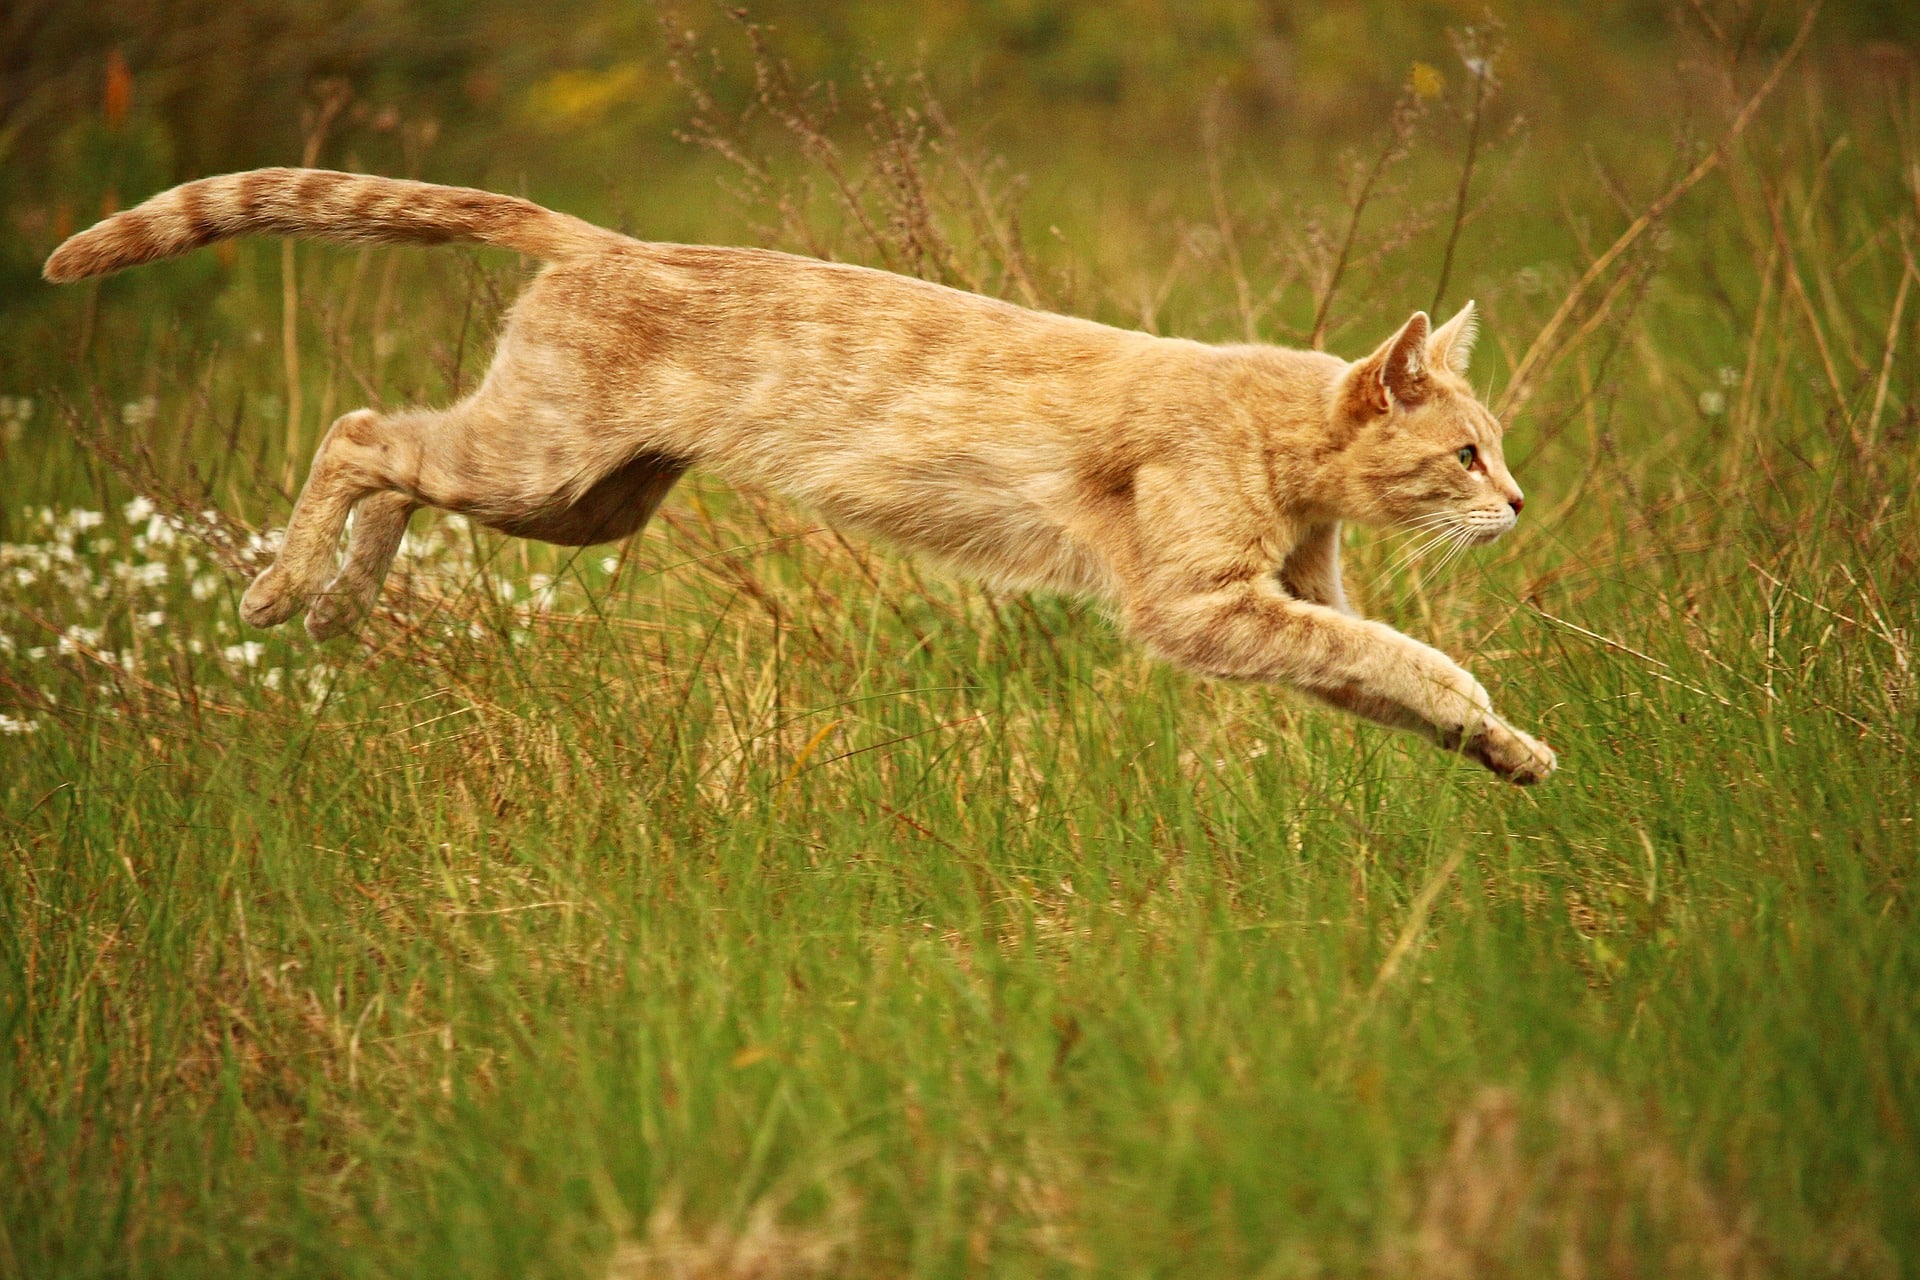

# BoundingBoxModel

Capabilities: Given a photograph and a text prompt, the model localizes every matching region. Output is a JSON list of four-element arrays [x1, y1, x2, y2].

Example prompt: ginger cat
[[46, 168, 1556, 783]]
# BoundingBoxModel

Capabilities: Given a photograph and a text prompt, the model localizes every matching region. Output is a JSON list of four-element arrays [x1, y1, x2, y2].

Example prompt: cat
[[45, 168, 1556, 783]]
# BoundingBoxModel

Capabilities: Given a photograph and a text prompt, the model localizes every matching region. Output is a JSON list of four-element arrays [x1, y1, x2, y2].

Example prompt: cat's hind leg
[[241, 406, 435, 628], [304, 490, 418, 641], [243, 396, 688, 631]]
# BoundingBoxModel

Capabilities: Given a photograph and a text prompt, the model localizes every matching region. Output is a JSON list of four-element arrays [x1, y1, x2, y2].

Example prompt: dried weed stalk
[[660, 10, 1042, 305]]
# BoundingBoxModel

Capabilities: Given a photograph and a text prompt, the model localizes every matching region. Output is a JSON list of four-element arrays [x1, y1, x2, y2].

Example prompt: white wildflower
[[191, 574, 223, 602], [599, 556, 619, 574], [120, 397, 159, 428], [0, 714, 41, 735], [123, 496, 157, 524], [0, 396, 30, 443], [1698, 389, 1727, 416], [245, 528, 285, 557], [122, 561, 168, 589], [1717, 365, 1741, 388], [140, 611, 167, 629], [305, 665, 336, 713], [223, 641, 265, 668], [57, 625, 102, 656]]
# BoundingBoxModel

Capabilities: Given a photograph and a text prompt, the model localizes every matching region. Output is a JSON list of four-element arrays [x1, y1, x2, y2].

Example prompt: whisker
[[1384, 525, 1450, 568], [1379, 513, 1461, 539], [1398, 523, 1464, 568], [1383, 544, 1439, 583], [1412, 530, 1466, 588], [1418, 528, 1477, 590], [1384, 526, 1457, 580]]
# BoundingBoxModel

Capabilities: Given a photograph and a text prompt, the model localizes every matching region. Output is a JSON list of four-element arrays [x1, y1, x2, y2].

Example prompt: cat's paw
[[239, 565, 307, 628], [304, 586, 368, 642], [1466, 717, 1557, 786]]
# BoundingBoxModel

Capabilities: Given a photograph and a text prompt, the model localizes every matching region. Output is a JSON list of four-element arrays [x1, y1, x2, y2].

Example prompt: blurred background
[[4, 2, 1912, 325], [5, 0, 1913, 192]]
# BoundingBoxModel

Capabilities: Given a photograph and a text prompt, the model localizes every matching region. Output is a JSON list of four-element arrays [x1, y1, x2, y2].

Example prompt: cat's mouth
[[1451, 505, 1519, 544], [1466, 515, 1515, 545], [1399, 510, 1515, 546]]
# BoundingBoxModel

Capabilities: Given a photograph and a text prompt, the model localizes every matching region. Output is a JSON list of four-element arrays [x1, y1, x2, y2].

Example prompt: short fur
[[47, 168, 1555, 783]]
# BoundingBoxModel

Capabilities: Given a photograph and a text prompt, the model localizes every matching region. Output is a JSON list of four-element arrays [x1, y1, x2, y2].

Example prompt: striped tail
[[43, 168, 622, 284]]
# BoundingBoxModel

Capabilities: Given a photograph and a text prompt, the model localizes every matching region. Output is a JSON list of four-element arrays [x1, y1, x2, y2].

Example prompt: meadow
[[2, 6, 1917, 1276]]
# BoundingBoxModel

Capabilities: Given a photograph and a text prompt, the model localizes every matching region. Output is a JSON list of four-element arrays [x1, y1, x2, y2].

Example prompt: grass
[[3, 14, 1918, 1278]]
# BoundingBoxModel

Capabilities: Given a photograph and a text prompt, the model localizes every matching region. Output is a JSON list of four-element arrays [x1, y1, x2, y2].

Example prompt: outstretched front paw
[[1467, 717, 1557, 786]]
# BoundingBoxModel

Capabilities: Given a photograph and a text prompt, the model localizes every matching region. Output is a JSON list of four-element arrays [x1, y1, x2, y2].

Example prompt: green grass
[[4, 24, 1918, 1279]]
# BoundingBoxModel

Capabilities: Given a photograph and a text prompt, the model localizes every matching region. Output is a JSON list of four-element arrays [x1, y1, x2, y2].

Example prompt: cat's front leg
[[1126, 578, 1556, 784], [1119, 467, 1554, 783]]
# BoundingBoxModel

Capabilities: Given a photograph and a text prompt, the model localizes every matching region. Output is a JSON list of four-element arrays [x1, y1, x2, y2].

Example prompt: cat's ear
[[1382, 311, 1431, 402], [1377, 311, 1433, 406], [1428, 300, 1479, 375], [1341, 311, 1431, 419]]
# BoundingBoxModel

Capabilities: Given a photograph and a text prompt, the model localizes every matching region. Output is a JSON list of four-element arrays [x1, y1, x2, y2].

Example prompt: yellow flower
[[527, 65, 645, 127], [1411, 61, 1445, 100]]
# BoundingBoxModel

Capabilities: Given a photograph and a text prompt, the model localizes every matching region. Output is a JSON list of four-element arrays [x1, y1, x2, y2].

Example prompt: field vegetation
[[3, 2, 1917, 1275]]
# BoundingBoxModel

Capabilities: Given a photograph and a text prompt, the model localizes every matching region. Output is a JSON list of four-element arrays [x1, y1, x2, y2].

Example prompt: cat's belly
[[796, 456, 1115, 601]]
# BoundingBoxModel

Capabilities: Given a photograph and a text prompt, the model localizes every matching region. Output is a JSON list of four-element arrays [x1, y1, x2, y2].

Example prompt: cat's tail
[[43, 168, 622, 284]]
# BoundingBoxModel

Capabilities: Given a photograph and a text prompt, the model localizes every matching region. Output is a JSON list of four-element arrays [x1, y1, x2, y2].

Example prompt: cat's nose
[[1509, 495, 1525, 515]]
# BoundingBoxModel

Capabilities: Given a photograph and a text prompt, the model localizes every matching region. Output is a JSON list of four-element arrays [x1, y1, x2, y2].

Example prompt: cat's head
[[1329, 302, 1526, 543]]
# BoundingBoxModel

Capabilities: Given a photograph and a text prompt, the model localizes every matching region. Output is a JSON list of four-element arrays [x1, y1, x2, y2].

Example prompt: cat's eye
[[1456, 445, 1477, 469]]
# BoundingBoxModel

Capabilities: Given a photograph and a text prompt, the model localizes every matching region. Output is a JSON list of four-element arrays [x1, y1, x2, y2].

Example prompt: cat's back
[[522, 239, 1164, 378]]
